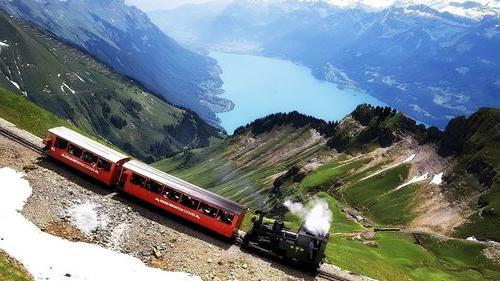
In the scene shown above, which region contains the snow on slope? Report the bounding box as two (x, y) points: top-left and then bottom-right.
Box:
(68, 202), (109, 236)
(269, 0), (500, 19)
(0, 167), (200, 281)
(395, 172), (429, 190)
(360, 154), (416, 181)
(430, 172), (444, 185)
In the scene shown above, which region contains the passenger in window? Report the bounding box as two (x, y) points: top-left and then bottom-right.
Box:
(145, 180), (153, 192)
(82, 151), (97, 164)
(96, 159), (111, 172)
(163, 188), (171, 198)
(145, 181), (162, 194)
(131, 174), (146, 187)
(218, 211), (234, 225)
(55, 138), (68, 149)
(181, 195), (199, 209)
(152, 182), (162, 194)
(165, 188), (180, 201)
(199, 203), (218, 218)
(68, 144), (82, 157)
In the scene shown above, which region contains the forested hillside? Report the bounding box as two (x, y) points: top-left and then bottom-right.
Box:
(0, 0), (230, 124)
(0, 12), (222, 162)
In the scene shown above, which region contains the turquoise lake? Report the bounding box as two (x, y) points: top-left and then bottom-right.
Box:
(211, 52), (385, 133)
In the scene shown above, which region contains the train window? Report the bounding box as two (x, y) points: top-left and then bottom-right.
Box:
(97, 159), (111, 172)
(82, 151), (98, 164)
(198, 202), (218, 218)
(218, 211), (235, 225)
(55, 138), (68, 149)
(68, 144), (83, 158)
(164, 187), (181, 202)
(146, 180), (163, 194)
(180, 195), (200, 210)
(130, 173), (146, 187)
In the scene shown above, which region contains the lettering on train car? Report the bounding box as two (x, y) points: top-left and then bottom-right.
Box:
(61, 153), (100, 175)
(155, 198), (201, 220)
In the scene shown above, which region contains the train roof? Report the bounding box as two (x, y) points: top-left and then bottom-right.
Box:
(48, 127), (130, 163)
(123, 160), (247, 215)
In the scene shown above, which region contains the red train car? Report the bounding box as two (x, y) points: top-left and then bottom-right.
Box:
(43, 127), (247, 239)
(119, 160), (247, 238)
(43, 127), (130, 185)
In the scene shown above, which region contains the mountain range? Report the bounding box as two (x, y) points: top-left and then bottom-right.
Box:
(150, 0), (500, 128)
(0, 0), (231, 125)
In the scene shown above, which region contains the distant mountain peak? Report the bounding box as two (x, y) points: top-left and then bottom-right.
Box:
(244, 0), (500, 19)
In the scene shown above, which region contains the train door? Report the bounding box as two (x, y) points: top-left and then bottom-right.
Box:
(117, 169), (128, 190)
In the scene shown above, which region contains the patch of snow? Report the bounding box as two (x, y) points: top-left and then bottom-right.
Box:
(68, 202), (109, 236)
(8, 79), (20, 90)
(0, 41), (9, 52)
(74, 73), (86, 82)
(361, 154), (416, 181)
(61, 83), (76, 94)
(0, 167), (200, 281)
(430, 172), (444, 185)
(396, 172), (429, 190)
(108, 223), (129, 251)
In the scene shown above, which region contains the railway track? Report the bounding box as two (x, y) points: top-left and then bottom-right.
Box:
(316, 270), (346, 281)
(0, 127), (44, 154)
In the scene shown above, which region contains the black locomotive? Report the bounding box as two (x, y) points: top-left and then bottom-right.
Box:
(242, 211), (329, 269)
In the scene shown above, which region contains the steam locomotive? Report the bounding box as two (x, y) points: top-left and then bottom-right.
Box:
(242, 211), (329, 269)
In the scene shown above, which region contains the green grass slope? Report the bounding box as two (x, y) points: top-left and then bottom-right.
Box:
(329, 233), (500, 281)
(0, 13), (222, 162)
(154, 125), (331, 208)
(0, 87), (75, 137)
(343, 165), (421, 225)
(0, 251), (31, 281)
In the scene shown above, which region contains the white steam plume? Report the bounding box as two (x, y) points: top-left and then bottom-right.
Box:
(284, 199), (332, 236)
(284, 200), (304, 214)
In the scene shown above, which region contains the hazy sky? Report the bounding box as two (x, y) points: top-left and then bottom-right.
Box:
(125, 0), (214, 11)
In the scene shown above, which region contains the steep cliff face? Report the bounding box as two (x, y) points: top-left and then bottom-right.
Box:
(0, 12), (222, 162)
(0, 0), (230, 124)
(438, 108), (500, 240)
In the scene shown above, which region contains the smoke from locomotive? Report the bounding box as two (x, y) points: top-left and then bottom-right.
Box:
(284, 199), (332, 236)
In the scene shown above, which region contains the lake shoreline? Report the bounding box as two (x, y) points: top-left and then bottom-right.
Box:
(210, 51), (386, 133)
